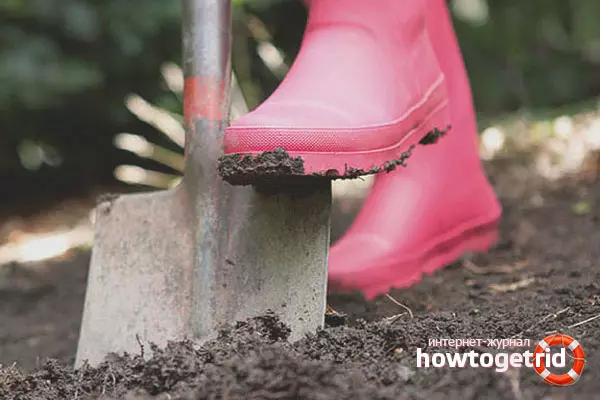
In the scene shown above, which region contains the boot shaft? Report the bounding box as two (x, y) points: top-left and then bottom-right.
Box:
(306, 0), (429, 45)
(426, 0), (479, 149)
(299, 0), (443, 121)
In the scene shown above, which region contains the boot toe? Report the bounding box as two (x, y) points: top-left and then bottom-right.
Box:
(328, 234), (401, 292)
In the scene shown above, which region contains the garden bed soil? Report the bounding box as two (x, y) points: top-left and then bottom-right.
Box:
(1, 167), (600, 399)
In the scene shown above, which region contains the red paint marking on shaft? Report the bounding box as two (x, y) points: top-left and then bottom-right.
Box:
(184, 76), (226, 127)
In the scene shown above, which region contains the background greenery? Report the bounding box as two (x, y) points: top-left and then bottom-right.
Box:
(2, 0), (600, 209)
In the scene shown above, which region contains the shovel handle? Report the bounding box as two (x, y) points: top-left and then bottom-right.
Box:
(182, 0), (232, 138)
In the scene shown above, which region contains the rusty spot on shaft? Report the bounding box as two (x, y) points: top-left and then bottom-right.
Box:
(184, 76), (226, 127)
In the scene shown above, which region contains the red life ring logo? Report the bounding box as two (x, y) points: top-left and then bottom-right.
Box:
(533, 334), (585, 386)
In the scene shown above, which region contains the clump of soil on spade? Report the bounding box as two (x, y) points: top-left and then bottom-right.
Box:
(218, 148), (307, 186)
(2, 176), (600, 398)
(217, 127), (449, 187)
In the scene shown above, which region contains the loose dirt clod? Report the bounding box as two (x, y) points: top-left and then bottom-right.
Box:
(325, 306), (348, 327)
(418, 126), (450, 145)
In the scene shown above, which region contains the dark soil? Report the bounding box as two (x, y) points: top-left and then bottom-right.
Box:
(217, 127), (447, 186)
(2, 165), (600, 399)
(218, 147), (306, 184)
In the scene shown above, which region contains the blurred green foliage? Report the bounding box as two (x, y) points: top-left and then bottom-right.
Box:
(0, 0), (181, 206)
(0, 0), (180, 109)
(453, 0), (600, 114)
(1, 0), (600, 207)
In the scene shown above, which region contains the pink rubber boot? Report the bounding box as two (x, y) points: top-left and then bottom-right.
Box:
(219, 0), (450, 185)
(328, 0), (502, 299)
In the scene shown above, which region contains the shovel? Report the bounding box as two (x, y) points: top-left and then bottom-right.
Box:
(76, 0), (331, 367)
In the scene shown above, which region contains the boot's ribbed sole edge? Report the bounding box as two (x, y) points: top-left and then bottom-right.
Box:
(218, 102), (450, 189)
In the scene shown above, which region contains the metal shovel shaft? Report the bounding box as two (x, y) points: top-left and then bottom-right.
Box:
(181, 0), (236, 339)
